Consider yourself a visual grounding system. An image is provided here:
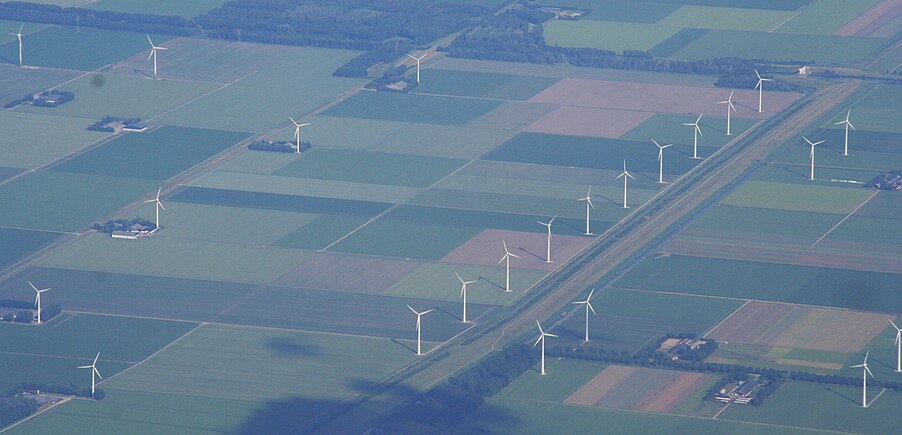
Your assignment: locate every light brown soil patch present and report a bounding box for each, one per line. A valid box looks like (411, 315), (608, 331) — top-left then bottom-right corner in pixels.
(835, 0), (902, 37)
(633, 372), (710, 413)
(529, 79), (801, 119)
(274, 252), (420, 294)
(564, 365), (636, 406)
(440, 229), (594, 271)
(524, 106), (653, 138)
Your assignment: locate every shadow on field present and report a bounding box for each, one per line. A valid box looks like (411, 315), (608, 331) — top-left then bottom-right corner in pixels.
(391, 337), (418, 354)
(478, 276), (505, 291)
(593, 193), (621, 207)
(825, 386), (860, 405)
(517, 246), (545, 262)
(781, 165), (809, 180)
(870, 355), (895, 371)
(230, 396), (337, 434)
(700, 120), (726, 135)
(266, 336), (321, 358)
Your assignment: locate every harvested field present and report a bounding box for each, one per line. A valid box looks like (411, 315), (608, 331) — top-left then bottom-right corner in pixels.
(529, 79), (800, 119)
(835, 0), (902, 37)
(273, 253), (420, 294)
(523, 106), (653, 138)
(565, 365), (636, 406)
(440, 229), (593, 271)
(565, 365), (712, 413)
(707, 301), (890, 352)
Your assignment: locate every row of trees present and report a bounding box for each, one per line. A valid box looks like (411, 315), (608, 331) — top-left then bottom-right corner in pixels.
(0, 301), (61, 323)
(0, 397), (39, 429)
(18, 382), (103, 400)
(247, 140), (310, 153)
(91, 217), (154, 233)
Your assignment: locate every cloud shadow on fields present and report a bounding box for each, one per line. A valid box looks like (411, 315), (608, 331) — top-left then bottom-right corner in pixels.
(265, 337), (321, 358)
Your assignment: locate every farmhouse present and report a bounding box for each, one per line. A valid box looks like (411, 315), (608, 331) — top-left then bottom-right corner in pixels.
(539, 6), (585, 19)
(716, 378), (765, 404)
(659, 337), (709, 360)
(122, 120), (149, 132)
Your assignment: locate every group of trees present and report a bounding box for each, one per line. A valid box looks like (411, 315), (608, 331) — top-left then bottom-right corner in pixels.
(0, 397), (39, 428)
(248, 140), (309, 153)
(91, 217), (155, 233)
(3, 90), (74, 109)
(0, 300), (60, 324)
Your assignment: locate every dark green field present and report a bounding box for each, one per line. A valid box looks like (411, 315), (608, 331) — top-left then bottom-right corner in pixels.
(0, 64), (79, 104)
(857, 191), (902, 220)
(331, 219), (481, 260)
(170, 187), (392, 216)
(416, 69), (558, 100)
(683, 205), (842, 239)
(323, 91), (501, 125)
(0, 227), (60, 269)
(813, 129), (902, 155)
(386, 205), (611, 236)
(647, 28), (710, 57)
(273, 149), (465, 188)
(0, 353), (130, 393)
(273, 215), (369, 250)
(580, 0), (680, 23)
(53, 127), (251, 180)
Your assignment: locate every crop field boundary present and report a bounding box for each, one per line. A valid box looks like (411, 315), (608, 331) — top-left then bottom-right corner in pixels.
(704, 299), (751, 336)
(147, 70), (258, 123)
(806, 189), (879, 250)
(768, 9), (805, 32)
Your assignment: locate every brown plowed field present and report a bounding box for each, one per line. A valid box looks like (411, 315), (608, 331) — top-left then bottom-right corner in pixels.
(565, 365), (711, 413)
(835, 0), (902, 37)
(440, 229), (593, 271)
(274, 252), (420, 294)
(565, 365), (636, 406)
(524, 106), (653, 138)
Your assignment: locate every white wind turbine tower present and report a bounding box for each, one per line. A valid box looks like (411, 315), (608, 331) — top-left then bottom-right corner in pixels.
(289, 116), (310, 154)
(717, 91), (736, 136)
(29, 281), (51, 324)
(850, 351), (875, 408)
(498, 240), (519, 292)
(537, 217), (555, 263)
(890, 319), (902, 373)
(78, 352), (103, 398)
(803, 136), (824, 181)
(534, 320), (558, 375)
(683, 113), (703, 159)
(9, 24), (23, 66)
(571, 288), (597, 342)
(456, 272), (477, 323)
(145, 34), (167, 80)
(407, 53), (427, 83)
(616, 160), (635, 209)
(834, 109), (855, 157)
(653, 140), (673, 184)
(577, 186), (595, 235)
(144, 187), (165, 230)
(754, 69), (773, 113)
(407, 305), (433, 356)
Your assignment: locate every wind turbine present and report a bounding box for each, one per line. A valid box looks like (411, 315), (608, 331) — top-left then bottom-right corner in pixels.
(577, 186), (595, 235)
(571, 288), (597, 342)
(407, 53), (427, 83)
(144, 187), (165, 230)
(834, 109), (855, 157)
(754, 69), (773, 113)
(289, 116), (310, 154)
(29, 281), (51, 324)
(9, 24), (23, 66)
(146, 34), (167, 80)
(77, 353), (103, 398)
(717, 90), (736, 136)
(534, 320), (557, 375)
(890, 319), (901, 373)
(407, 305), (433, 356)
(615, 160), (635, 209)
(653, 140), (673, 184)
(850, 351), (875, 408)
(537, 217), (555, 263)
(803, 136), (824, 181)
(683, 113), (703, 159)
(498, 240), (519, 292)
(456, 272), (477, 323)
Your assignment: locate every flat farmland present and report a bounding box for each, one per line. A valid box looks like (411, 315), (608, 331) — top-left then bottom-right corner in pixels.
(777, 0), (880, 34)
(836, 0), (902, 37)
(773, 141), (902, 172)
(523, 106), (653, 138)
(330, 219), (481, 260)
(0, 63), (78, 105)
(273, 148), (466, 188)
(543, 20), (680, 53)
(617, 255), (902, 312)
(323, 91), (501, 126)
(707, 301), (889, 352)
(0, 171), (158, 232)
(681, 205), (843, 241)
(386, 205), (612, 237)
(579, 0), (679, 23)
(0, 27), (171, 71)
(828, 215), (902, 246)
(214, 149), (296, 174)
(416, 69), (559, 100)
(86, 0), (229, 18)
(856, 189), (902, 219)
(383, 261), (547, 306)
(466, 101), (558, 132)
(53, 126), (250, 180)
(673, 30), (884, 64)
(809, 128), (902, 155)
(0, 20), (48, 45)
(529, 78), (799, 118)
(836, 321), (901, 379)
(835, 107), (902, 133)
(0, 266), (257, 321)
(657, 6), (794, 31)
(273, 215), (370, 250)
(565, 365), (713, 414)
(40, 233), (307, 285)
(170, 187), (392, 216)
(497, 359), (607, 404)
(0, 110), (107, 170)
(441, 229), (594, 271)
(721, 180), (874, 214)
(0, 227), (60, 270)
(622, 113), (760, 148)
(708, 343), (853, 373)
(648, 28), (711, 57)
(0, 167), (22, 183)
(19, 72), (220, 120)
(0, 353), (130, 395)
(274, 253), (419, 294)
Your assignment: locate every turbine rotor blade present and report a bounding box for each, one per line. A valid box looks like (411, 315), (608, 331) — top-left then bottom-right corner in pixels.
(407, 305), (417, 315)
(890, 319), (900, 331)
(533, 335), (543, 347)
(93, 352), (100, 365)
(536, 320), (544, 334)
(95, 367), (103, 380)
(28, 281), (38, 292)
(545, 333), (558, 338)
(587, 302), (596, 315)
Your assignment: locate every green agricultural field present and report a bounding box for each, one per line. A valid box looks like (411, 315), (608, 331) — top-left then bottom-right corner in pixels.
(214, 150), (297, 175)
(836, 107), (902, 133)
(0, 110), (108, 170)
(773, 141), (902, 173)
(416, 69), (558, 100)
(497, 359), (608, 403)
(656, 6), (795, 32)
(0, 171), (158, 232)
(273, 215), (369, 250)
(40, 233), (308, 285)
(0, 63), (78, 104)
(53, 126), (250, 180)
(86, 0), (229, 17)
(835, 322), (900, 379)
(386, 205), (610, 237)
(776, 0), (879, 34)
(580, 0), (680, 23)
(0, 20), (48, 45)
(435, 173), (640, 205)
(722, 180), (874, 214)
(617, 255), (902, 312)
(273, 149), (466, 188)
(857, 190), (902, 220)
(811, 128), (902, 155)
(0, 353), (131, 395)
(10, 324), (419, 434)
(170, 187), (393, 216)
(828, 215), (902, 246)
(324, 91), (501, 126)
(0, 27), (170, 71)
(708, 342), (854, 374)
(0, 266), (258, 321)
(19, 72), (219, 120)
(721, 381), (902, 433)
(622, 113), (759, 149)
(673, 31), (884, 64)
(682, 205), (843, 241)
(544, 19), (680, 53)
(155, 47), (365, 132)
(647, 28), (711, 57)
(331, 219), (482, 260)
(0, 227), (60, 270)
(383, 261), (547, 306)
